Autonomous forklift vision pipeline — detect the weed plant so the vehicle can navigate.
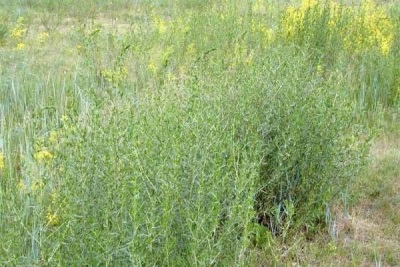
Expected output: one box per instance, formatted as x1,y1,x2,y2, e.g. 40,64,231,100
0,0,398,266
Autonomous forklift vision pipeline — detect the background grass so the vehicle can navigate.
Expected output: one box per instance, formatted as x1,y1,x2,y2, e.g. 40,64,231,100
0,0,399,266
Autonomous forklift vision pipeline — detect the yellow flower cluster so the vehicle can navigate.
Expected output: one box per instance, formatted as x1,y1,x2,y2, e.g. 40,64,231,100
10,17,27,50
282,0,319,39
345,0,393,56
282,0,394,56
152,15,168,34
34,149,54,162
148,60,157,74
10,17,27,39
0,152,4,170
46,191,61,226
51,191,58,204
49,131,58,143
17,179,44,193
327,1,342,30
17,180,27,192
37,31,49,44
31,179,44,191
100,66,129,87
61,115,69,124
46,211,59,226
250,19,274,46
16,43,25,50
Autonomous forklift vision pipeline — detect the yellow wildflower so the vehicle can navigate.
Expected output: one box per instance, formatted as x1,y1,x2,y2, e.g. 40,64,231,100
245,53,254,66
0,152,5,170
61,115,69,124
156,19,167,34
380,37,391,56
262,27,274,45
46,212,59,226
344,0,394,56
37,32,49,44
166,72,177,82
301,0,318,9
76,44,83,54
49,131,58,143
34,149,54,162
148,60,158,74
16,43,25,50
100,66,128,87
17,180,27,192
51,192,58,204
152,15,167,34
10,17,27,40
282,6,302,39
282,0,318,37
30,180,44,192
327,1,341,30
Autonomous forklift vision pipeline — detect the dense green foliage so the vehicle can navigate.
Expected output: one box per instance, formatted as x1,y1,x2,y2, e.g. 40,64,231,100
0,0,398,265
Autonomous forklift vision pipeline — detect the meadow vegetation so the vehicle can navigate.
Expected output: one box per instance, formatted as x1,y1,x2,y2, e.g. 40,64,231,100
0,0,399,266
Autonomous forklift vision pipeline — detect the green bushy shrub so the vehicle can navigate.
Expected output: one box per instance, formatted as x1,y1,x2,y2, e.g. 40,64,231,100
36,79,262,266
10,42,369,267
0,1,374,265
254,50,369,237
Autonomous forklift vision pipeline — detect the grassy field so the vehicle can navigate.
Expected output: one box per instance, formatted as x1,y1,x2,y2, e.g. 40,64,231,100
0,0,399,266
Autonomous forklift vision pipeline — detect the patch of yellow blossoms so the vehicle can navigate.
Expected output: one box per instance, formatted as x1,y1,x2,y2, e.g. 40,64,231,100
34,149,54,162
345,0,394,56
282,0,394,56
10,17,27,50
0,152,4,170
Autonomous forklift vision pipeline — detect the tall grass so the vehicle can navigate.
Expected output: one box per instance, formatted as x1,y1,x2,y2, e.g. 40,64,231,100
0,0,398,265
